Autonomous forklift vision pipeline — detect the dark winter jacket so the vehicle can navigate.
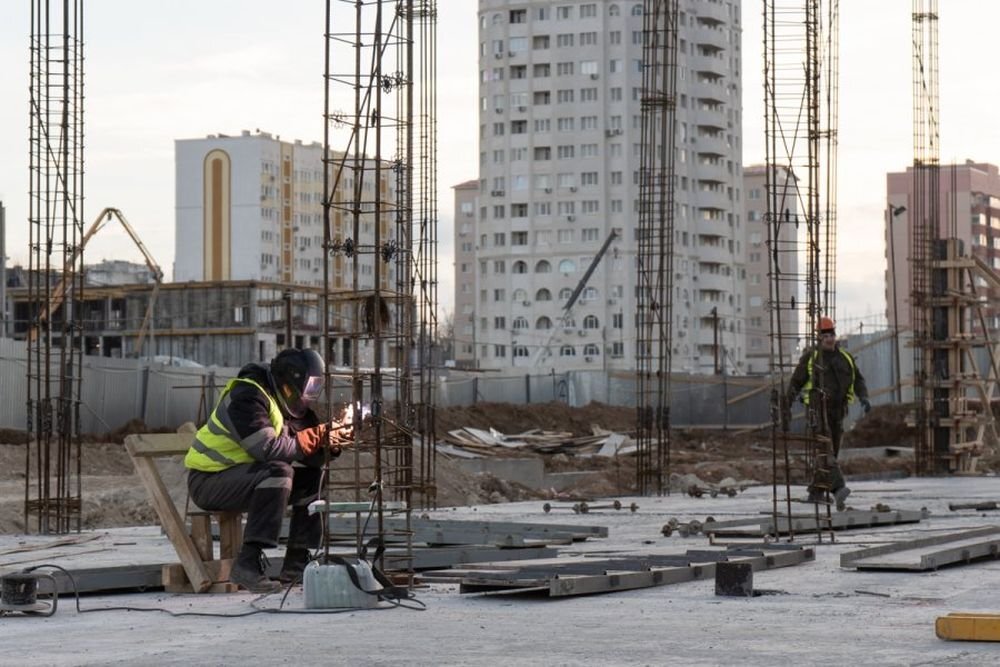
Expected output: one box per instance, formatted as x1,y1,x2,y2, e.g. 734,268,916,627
787,344,869,415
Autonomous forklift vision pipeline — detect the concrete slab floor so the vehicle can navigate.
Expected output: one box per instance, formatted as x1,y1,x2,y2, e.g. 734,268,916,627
0,476,999,666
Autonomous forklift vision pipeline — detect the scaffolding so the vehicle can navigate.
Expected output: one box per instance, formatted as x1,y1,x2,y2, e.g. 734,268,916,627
321,0,437,585
635,0,679,496
25,0,85,534
763,0,839,542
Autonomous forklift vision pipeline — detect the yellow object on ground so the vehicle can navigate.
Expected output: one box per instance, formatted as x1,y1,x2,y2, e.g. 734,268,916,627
936,612,1000,641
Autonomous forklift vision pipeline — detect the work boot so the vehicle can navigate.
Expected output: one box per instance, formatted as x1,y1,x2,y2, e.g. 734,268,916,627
230,543,281,594
833,486,851,512
806,488,825,504
279,547,312,584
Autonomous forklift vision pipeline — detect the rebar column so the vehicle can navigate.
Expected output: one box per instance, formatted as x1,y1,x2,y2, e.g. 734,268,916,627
635,0,679,496
25,0,85,534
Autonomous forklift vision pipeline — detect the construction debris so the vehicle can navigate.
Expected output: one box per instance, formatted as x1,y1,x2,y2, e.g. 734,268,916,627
440,426,635,458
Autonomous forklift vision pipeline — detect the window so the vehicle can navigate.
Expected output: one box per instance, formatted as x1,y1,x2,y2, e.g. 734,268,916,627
609,31,621,45
610,87,623,101
536,316,553,330
494,289,506,302
559,287,573,301
510,147,527,161
556,33,574,48
511,174,528,190
558,230,574,243
536,7,549,20
583,315,600,329
557,89,574,103
513,261,528,274
493,205,505,219
557,145,575,159
534,202,551,215
534,119,551,132
610,199,623,213
611,342,624,357
493,260,506,274
533,36,550,50
493,122,505,136
509,37,528,53
559,259,576,273
556,6,573,19
494,345,507,358
533,63,551,77
584,344,600,356
533,91,551,105
510,65,527,79
557,201,575,215
560,345,576,357
557,117,574,132
611,171,623,185
579,32,598,46
556,62,574,76
494,232,506,246
582,200,599,213
511,120,527,134
534,174,552,189
580,88,598,102
557,173,576,188
535,260,552,273
509,9,526,23
580,115,598,130
581,60,599,75
609,4,620,17
514,346,529,358
494,316,506,330
582,228,600,242
536,288,552,301
581,172,598,186
513,317,529,330
512,231,528,245
511,205,528,219
533,146,551,160
581,143,598,158
632,4,643,16
581,4,597,18
612,313,623,329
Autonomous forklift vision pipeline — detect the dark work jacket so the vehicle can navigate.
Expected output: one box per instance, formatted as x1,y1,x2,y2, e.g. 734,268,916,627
788,344,869,416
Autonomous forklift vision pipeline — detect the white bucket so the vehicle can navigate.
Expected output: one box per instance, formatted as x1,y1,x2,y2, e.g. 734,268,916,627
303,559,382,609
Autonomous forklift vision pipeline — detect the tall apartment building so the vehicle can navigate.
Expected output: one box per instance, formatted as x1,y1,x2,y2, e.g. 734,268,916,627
453,179,480,367
175,130,393,295
886,160,1000,333
472,0,744,374
743,164,800,373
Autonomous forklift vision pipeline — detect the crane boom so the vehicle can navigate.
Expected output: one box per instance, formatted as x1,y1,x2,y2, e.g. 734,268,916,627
33,207,164,356
530,230,618,367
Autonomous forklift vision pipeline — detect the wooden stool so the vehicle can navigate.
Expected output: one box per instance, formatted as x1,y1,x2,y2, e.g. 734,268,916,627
162,510,246,593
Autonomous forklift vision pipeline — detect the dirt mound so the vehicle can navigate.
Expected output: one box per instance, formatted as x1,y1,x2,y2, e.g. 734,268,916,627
435,401,635,436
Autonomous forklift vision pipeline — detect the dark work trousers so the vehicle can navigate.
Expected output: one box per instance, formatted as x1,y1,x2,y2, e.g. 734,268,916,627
807,401,847,494
188,461,322,549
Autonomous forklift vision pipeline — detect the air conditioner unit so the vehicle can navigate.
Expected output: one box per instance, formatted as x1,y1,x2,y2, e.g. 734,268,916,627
566,215,576,222
590,73,599,80
569,186,577,192
585,355,594,362
495,107,504,113
522,300,531,306
607,298,618,305
544,187,552,193
508,51,516,57
517,105,527,112
494,52,503,59
578,330,586,337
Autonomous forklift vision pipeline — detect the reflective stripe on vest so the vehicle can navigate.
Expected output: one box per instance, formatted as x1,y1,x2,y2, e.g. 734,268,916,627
184,378,284,472
801,347,857,405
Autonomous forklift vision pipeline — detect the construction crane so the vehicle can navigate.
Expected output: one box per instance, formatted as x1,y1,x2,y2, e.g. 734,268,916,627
531,230,618,367
34,207,164,356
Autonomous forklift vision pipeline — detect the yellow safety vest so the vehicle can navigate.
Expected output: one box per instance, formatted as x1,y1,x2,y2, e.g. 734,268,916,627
184,378,284,472
801,347,857,405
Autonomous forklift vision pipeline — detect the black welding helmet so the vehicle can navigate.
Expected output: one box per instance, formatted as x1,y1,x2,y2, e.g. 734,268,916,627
270,348,325,418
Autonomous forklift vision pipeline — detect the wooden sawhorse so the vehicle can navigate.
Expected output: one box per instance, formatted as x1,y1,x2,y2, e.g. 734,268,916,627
124,432,243,593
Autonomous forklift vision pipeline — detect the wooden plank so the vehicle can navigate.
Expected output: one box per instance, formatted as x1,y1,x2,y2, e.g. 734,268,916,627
124,435,213,593
162,559,237,593
936,613,1000,641
124,432,194,457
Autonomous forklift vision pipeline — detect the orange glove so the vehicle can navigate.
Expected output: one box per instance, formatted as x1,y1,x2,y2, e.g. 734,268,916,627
296,424,328,457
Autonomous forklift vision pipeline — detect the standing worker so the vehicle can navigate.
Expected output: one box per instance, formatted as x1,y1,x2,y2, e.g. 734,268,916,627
184,348,347,593
785,317,870,511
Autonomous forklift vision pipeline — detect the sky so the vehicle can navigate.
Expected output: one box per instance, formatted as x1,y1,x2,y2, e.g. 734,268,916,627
2,1,1000,333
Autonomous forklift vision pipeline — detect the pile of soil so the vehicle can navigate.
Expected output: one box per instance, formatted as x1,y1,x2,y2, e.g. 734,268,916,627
0,401,936,532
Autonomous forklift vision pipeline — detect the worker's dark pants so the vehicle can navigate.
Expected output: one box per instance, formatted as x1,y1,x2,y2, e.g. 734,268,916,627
807,404,847,494
188,461,322,550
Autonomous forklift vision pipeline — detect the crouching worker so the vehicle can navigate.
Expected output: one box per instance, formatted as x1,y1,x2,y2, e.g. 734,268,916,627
184,348,346,593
